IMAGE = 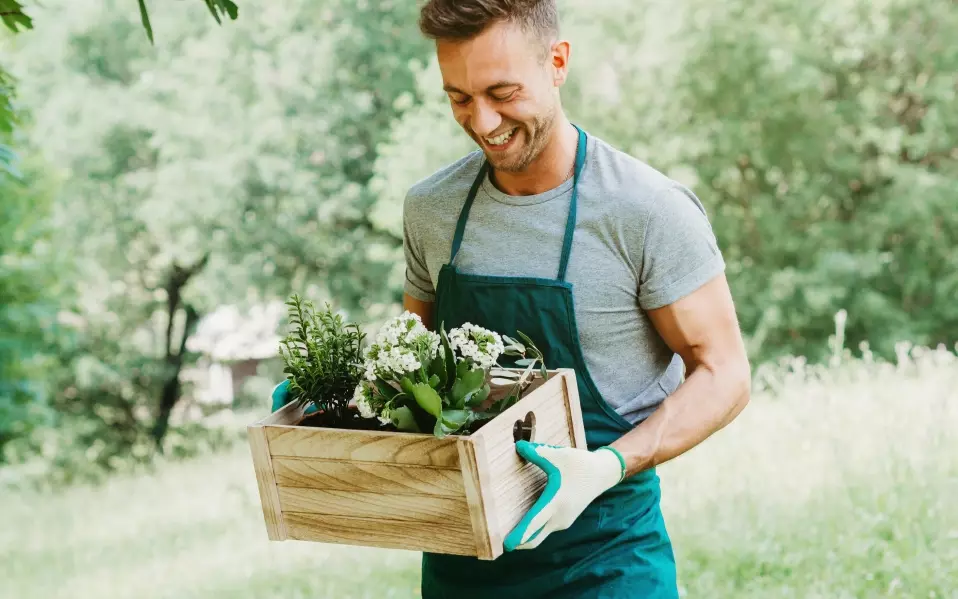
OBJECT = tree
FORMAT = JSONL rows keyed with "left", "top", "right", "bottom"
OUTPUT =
{"left": 3, "top": 0, "right": 431, "bottom": 468}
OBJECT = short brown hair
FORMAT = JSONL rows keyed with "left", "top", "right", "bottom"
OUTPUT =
{"left": 419, "top": 0, "right": 559, "bottom": 45}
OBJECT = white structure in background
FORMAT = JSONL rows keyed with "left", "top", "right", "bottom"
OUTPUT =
{"left": 185, "top": 301, "right": 286, "bottom": 406}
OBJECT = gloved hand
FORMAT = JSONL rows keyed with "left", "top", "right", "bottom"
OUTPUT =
{"left": 270, "top": 379, "right": 317, "bottom": 414}
{"left": 503, "top": 440, "right": 627, "bottom": 551}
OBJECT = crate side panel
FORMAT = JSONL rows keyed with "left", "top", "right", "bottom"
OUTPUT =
{"left": 247, "top": 426, "right": 287, "bottom": 540}
{"left": 474, "top": 370, "right": 581, "bottom": 546}
{"left": 277, "top": 487, "right": 472, "bottom": 527}
{"left": 266, "top": 427, "right": 460, "bottom": 468}
{"left": 457, "top": 438, "right": 496, "bottom": 560}
{"left": 285, "top": 513, "right": 477, "bottom": 556}
{"left": 273, "top": 458, "right": 466, "bottom": 497}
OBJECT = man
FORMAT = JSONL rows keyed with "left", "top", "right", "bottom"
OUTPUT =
{"left": 402, "top": 1, "right": 751, "bottom": 597}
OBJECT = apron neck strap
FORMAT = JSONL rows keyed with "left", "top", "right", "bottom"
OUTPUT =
{"left": 449, "top": 125, "right": 588, "bottom": 283}
{"left": 557, "top": 125, "right": 587, "bottom": 282}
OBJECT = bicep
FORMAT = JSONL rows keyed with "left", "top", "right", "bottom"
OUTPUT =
{"left": 646, "top": 273, "right": 748, "bottom": 375}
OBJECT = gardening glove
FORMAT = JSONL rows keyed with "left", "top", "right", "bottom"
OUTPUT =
{"left": 270, "top": 379, "right": 316, "bottom": 414}
{"left": 503, "top": 440, "right": 627, "bottom": 551}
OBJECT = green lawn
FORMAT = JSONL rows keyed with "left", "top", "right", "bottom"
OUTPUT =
{"left": 3, "top": 349, "right": 956, "bottom": 598}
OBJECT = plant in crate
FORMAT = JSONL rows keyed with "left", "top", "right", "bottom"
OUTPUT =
{"left": 277, "top": 295, "right": 368, "bottom": 428}
{"left": 354, "top": 313, "right": 549, "bottom": 438}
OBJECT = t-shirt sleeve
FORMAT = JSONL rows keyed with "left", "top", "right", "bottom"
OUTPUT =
{"left": 402, "top": 192, "right": 437, "bottom": 302}
{"left": 637, "top": 183, "right": 726, "bottom": 310}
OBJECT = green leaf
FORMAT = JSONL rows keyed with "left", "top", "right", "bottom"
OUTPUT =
{"left": 514, "top": 358, "right": 535, "bottom": 367}
{"left": 439, "top": 324, "right": 457, "bottom": 391}
{"left": 137, "top": 0, "right": 154, "bottom": 44}
{"left": 433, "top": 417, "right": 446, "bottom": 438}
{"left": 1, "top": 2, "right": 33, "bottom": 33}
{"left": 428, "top": 354, "right": 446, "bottom": 388}
{"left": 374, "top": 379, "right": 399, "bottom": 400}
{"left": 202, "top": 0, "right": 223, "bottom": 23}
{"left": 466, "top": 383, "right": 491, "bottom": 408}
{"left": 516, "top": 331, "right": 536, "bottom": 347}
{"left": 451, "top": 367, "right": 485, "bottom": 409}
{"left": 441, "top": 409, "right": 471, "bottom": 427}
{"left": 388, "top": 406, "right": 419, "bottom": 432}
{"left": 401, "top": 377, "right": 442, "bottom": 418}
{"left": 217, "top": 0, "right": 239, "bottom": 19}
{"left": 428, "top": 374, "right": 440, "bottom": 388}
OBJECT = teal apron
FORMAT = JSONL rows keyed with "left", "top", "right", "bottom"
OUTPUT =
{"left": 420, "top": 126, "right": 679, "bottom": 598}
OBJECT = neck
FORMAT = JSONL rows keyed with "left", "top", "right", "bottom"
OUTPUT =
{"left": 490, "top": 115, "right": 578, "bottom": 196}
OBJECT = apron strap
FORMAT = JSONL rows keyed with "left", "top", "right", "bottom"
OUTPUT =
{"left": 448, "top": 125, "right": 588, "bottom": 279}
{"left": 449, "top": 161, "right": 489, "bottom": 264}
{"left": 557, "top": 125, "right": 587, "bottom": 282}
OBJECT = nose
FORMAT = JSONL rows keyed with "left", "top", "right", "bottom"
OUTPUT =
{"left": 469, "top": 99, "right": 502, "bottom": 138}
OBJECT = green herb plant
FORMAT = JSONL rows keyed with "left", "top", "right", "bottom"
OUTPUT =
{"left": 278, "top": 295, "right": 366, "bottom": 425}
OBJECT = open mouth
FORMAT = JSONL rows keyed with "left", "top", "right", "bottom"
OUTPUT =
{"left": 484, "top": 127, "right": 518, "bottom": 150}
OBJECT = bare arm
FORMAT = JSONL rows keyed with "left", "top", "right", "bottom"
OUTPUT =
{"left": 403, "top": 293, "right": 435, "bottom": 331}
{"left": 609, "top": 273, "right": 751, "bottom": 476}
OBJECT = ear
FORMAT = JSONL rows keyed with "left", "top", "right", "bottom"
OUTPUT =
{"left": 550, "top": 40, "right": 571, "bottom": 86}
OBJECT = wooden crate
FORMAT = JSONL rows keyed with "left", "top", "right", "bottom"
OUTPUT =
{"left": 247, "top": 368, "right": 585, "bottom": 560}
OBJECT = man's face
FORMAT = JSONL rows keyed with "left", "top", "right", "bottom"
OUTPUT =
{"left": 436, "top": 21, "right": 562, "bottom": 173}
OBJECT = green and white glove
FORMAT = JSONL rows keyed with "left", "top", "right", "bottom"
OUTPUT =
{"left": 270, "top": 379, "right": 317, "bottom": 415}
{"left": 503, "top": 440, "right": 627, "bottom": 551}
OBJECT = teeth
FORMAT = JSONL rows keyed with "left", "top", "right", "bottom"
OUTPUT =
{"left": 486, "top": 128, "right": 515, "bottom": 146}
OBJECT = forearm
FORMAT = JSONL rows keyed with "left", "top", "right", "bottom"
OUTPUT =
{"left": 609, "top": 360, "right": 750, "bottom": 477}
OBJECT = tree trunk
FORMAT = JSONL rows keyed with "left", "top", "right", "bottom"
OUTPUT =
{"left": 151, "top": 254, "right": 208, "bottom": 449}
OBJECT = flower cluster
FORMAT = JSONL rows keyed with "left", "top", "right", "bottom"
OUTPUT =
{"left": 448, "top": 323, "right": 504, "bottom": 369}
{"left": 362, "top": 312, "right": 440, "bottom": 382}
{"left": 349, "top": 312, "right": 540, "bottom": 437}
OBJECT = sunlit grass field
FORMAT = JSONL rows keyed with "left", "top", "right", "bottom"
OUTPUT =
{"left": 3, "top": 345, "right": 956, "bottom": 598}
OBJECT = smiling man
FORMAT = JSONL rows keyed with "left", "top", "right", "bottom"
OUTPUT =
{"left": 398, "top": 1, "right": 752, "bottom": 597}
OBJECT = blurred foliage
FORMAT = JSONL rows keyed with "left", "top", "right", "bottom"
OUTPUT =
{"left": 0, "top": 0, "right": 956, "bottom": 485}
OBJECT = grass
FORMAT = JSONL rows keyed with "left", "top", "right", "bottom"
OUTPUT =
{"left": 2, "top": 343, "right": 956, "bottom": 598}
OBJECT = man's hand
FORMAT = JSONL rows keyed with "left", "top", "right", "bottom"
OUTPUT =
{"left": 270, "top": 379, "right": 317, "bottom": 414}
{"left": 503, "top": 440, "right": 626, "bottom": 551}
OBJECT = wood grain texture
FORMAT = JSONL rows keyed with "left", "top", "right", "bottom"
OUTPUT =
{"left": 247, "top": 425, "right": 287, "bottom": 540}
{"left": 285, "top": 513, "right": 477, "bottom": 556}
{"left": 266, "top": 427, "right": 460, "bottom": 468}
{"left": 457, "top": 437, "right": 497, "bottom": 560}
{"left": 272, "top": 457, "right": 465, "bottom": 497}
{"left": 277, "top": 487, "right": 472, "bottom": 527}
{"left": 562, "top": 372, "right": 588, "bottom": 449}
{"left": 253, "top": 398, "right": 306, "bottom": 426}
{"left": 472, "top": 369, "right": 583, "bottom": 544}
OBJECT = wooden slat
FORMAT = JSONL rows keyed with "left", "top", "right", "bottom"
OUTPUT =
{"left": 272, "top": 458, "right": 465, "bottom": 497}
{"left": 253, "top": 398, "right": 306, "bottom": 426}
{"left": 277, "top": 487, "right": 472, "bottom": 527}
{"left": 265, "top": 427, "right": 460, "bottom": 468}
{"left": 247, "top": 425, "right": 287, "bottom": 540}
{"left": 457, "top": 438, "right": 496, "bottom": 560}
{"left": 563, "top": 372, "right": 588, "bottom": 449}
{"left": 471, "top": 370, "right": 583, "bottom": 546}
{"left": 285, "top": 513, "right": 477, "bottom": 557}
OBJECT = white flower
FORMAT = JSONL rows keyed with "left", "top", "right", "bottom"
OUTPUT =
{"left": 448, "top": 323, "right": 504, "bottom": 370}
{"left": 363, "top": 311, "right": 441, "bottom": 381}
{"left": 353, "top": 383, "right": 377, "bottom": 419}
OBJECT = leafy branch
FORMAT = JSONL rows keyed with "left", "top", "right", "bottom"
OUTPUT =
{"left": 278, "top": 295, "right": 366, "bottom": 424}
{"left": 0, "top": 1, "right": 239, "bottom": 43}
{"left": 487, "top": 332, "right": 548, "bottom": 413}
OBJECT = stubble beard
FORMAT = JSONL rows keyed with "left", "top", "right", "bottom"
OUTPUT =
{"left": 473, "top": 104, "right": 558, "bottom": 173}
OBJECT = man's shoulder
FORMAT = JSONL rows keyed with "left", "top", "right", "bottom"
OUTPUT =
{"left": 405, "top": 150, "right": 484, "bottom": 211}
{"left": 587, "top": 135, "right": 677, "bottom": 200}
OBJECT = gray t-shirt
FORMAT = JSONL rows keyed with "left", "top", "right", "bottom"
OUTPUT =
{"left": 402, "top": 133, "right": 726, "bottom": 424}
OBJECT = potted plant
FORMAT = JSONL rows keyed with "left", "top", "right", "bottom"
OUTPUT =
{"left": 276, "top": 294, "right": 548, "bottom": 438}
